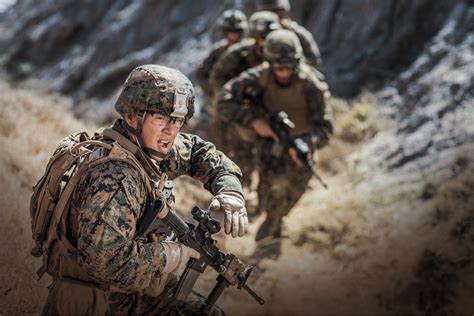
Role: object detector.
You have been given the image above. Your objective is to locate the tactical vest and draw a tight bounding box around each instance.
[31,127,168,286]
[258,65,313,137]
[233,39,263,79]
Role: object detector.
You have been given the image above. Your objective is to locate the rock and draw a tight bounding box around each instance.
[0,0,467,103]
[373,2,474,171]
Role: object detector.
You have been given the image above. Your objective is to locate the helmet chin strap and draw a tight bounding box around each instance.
[123,112,168,160]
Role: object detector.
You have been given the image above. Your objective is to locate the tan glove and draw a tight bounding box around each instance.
[161,241,200,274]
[208,191,248,238]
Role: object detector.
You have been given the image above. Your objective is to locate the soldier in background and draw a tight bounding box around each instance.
[41,65,248,315]
[210,11,281,93]
[216,30,332,258]
[195,9,248,152]
[209,11,281,189]
[195,9,248,101]
[257,0,322,67]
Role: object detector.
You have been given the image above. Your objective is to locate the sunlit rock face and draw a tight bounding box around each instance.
[0,0,465,100]
[374,2,474,173]
[0,0,471,160]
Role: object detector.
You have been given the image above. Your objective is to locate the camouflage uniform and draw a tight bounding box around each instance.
[42,65,243,315]
[195,9,248,99]
[283,21,322,67]
[195,39,232,99]
[208,37,263,185]
[195,10,248,151]
[196,38,241,153]
[216,31,332,253]
[209,11,281,187]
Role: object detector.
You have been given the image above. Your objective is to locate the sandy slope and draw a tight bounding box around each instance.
[0,80,93,314]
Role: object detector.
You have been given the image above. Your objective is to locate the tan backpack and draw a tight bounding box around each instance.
[30,129,154,278]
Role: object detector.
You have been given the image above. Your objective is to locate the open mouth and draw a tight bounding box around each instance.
[157,139,172,153]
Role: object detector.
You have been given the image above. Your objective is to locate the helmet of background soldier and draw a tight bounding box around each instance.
[115,64,195,120]
[264,29,303,65]
[257,0,291,12]
[248,11,281,39]
[219,9,248,33]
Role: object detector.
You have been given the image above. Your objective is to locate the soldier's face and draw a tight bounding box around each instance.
[125,113,181,158]
[272,65,294,84]
[226,31,241,44]
[141,114,180,157]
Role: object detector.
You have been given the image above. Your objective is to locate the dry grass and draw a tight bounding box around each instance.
[317,96,380,176]
[0,80,94,314]
[332,95,379,143]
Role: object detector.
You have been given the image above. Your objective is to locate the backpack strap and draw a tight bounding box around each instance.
[102,128,162,180]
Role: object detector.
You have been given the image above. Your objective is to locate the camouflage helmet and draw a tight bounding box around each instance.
[264,29,303,65]
[257,0,291,12]
[248,11,281,39]
[219,9,248,32]
[114,64,195,120]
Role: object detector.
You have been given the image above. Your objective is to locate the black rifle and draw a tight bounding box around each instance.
[154,199,264,314]
[247,91,328,188]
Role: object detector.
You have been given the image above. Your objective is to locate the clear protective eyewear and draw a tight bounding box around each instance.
[148,112,185,128]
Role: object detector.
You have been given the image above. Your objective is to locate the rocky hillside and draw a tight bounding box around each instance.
[0,0,473,315]
[1,0,469,116]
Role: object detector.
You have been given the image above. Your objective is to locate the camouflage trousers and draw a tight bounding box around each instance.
[256,141,312,242]
[42,275,224,316]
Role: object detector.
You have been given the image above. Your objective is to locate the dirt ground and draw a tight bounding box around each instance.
[0,80,473,315]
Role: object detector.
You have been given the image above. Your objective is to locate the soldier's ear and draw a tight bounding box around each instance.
[124,113,138,128]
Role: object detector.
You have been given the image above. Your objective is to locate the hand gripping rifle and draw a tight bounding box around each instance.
[153,199,265,314]
[247,90,328,188]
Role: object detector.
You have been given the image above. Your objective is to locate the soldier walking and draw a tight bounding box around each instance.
[210,11,281,189]
[216,30,332,258]
[195,9,248,101]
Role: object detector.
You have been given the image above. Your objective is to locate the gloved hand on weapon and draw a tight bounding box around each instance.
[208,191,248,238]
[161,241,200,274]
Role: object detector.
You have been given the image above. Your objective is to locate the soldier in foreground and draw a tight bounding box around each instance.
[209,11,281,188]
[257,0,322,67]
[217,30,332,258]
[37,65,249,315]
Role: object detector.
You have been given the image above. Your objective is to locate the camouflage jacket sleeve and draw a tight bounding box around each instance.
[161,133,243,195]
[303,69,333,144]
[215,64,265,128]
[195,40,227,98]
[74,161,167,292]
[287,21,322,67]
[209,42,247,95]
